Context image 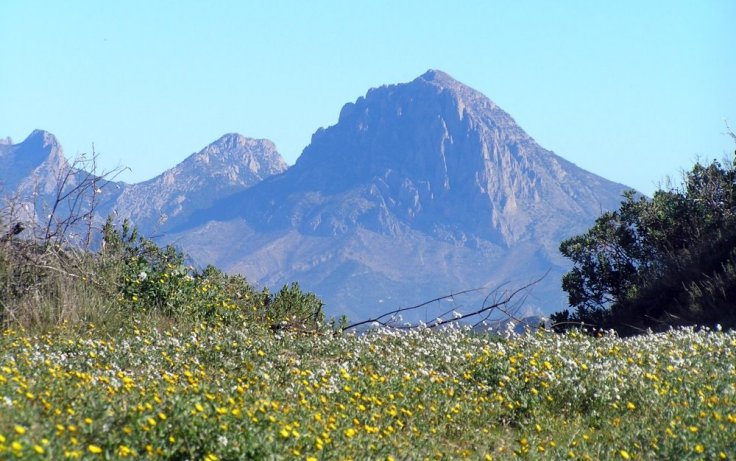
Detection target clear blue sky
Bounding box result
[1,0,734,195]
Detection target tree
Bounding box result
[553,151,736,334]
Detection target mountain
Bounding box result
[164,70,631,319]
[111,133,288,233]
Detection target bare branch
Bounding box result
[342,287,488,331]
[342,271,548,332]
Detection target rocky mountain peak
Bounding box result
[226,70,630,250]
[111,132,288,230]
[192,133,286,176]
[287,71,547,239]
[211,132,272,149]
[13,129,64,161]
[301,70,530,179]
[26,128,59,144]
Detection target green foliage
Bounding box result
[101,217,197,317]
[100,217,326,329]
[554,153,736,333]
[264,282,324,331]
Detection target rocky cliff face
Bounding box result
[167,70,631,319]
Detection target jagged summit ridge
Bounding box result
[21,129,62,148]
[304,69,530,179]
[191,133,287,178]
[416,69,498,109]
[419,68,455,83]
[3,129,65,164]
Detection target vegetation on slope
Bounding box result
[0,215,326,334]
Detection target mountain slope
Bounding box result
[167,70,631,319]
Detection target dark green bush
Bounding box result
[264,282,325,331]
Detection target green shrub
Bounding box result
[264,282,325,331]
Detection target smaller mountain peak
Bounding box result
[24,129,60,148]
[0,130,68,189]
[212,132,247,147]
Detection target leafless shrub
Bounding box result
[0,145,127,329]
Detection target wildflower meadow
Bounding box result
[1,311,734,460]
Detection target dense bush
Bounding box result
[553,153,736,334]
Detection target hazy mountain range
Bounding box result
[1,70,632,320]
